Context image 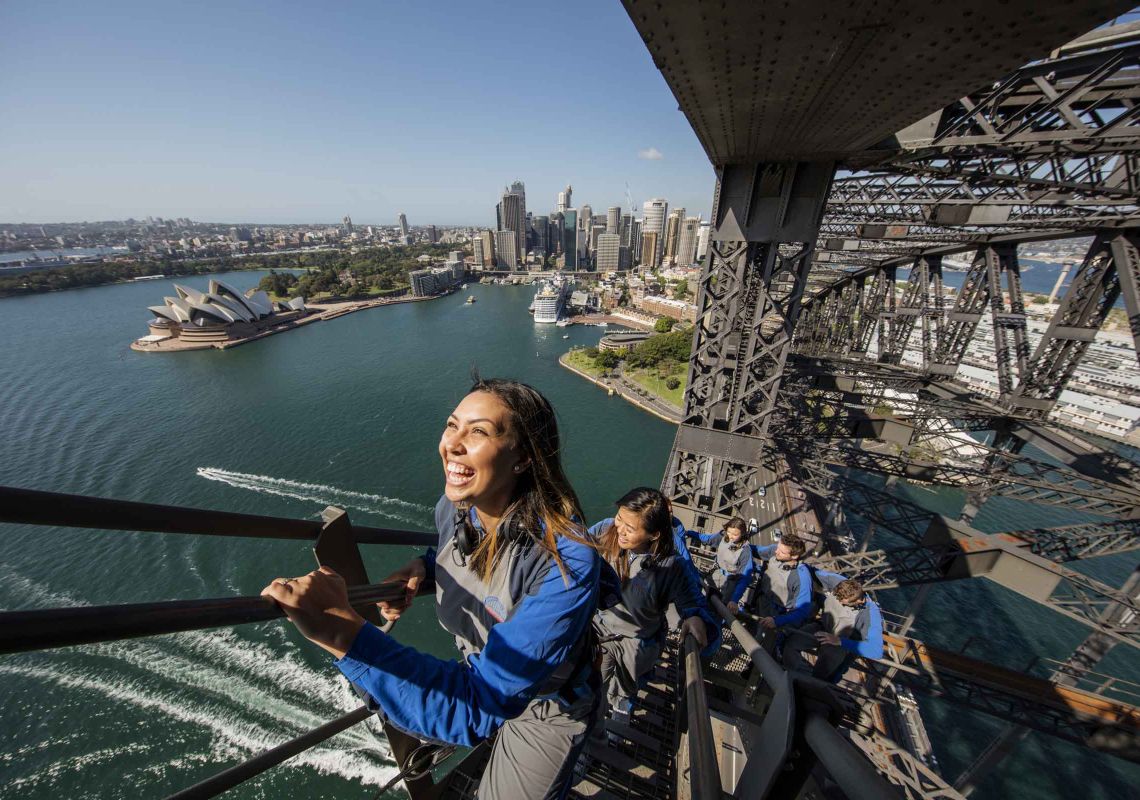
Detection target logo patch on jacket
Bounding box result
[483,595,507,622]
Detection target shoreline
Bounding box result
[130,292,441,353]
[558,352,681,424]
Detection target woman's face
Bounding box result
[725,525,745,543]
[439,391,525,509]
[614,507,658,554]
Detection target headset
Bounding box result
[454,505,528,562]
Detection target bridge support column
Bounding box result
[664,161,835,522]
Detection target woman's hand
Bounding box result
[378,557,428,622]
[261,567,366,659]
[680,615,709,649]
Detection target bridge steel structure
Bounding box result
[622,1,1140,797]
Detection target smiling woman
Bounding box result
[261,377,608,800]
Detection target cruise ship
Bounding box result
[532,277,570,324]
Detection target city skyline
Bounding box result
[0,1,715,225]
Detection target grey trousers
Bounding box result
[781,624,849,680]
[478,690,597,800]
[599,635,662,710]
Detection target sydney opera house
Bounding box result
[134,279,309,350]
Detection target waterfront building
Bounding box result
[141,279,306,345]
[607,206,621,233]
[494,229,519,269]
[642,198,668,263]
[596,232,621,271]
[398,213,409,236]
[676,216,701,267]
[473,229,495,268]
[662,208,685,265]
[640,231,660,268]
[562,209,578,269]
[410,265,461,297]
[638,293,696,323]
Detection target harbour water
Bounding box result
[0,273,1136,798]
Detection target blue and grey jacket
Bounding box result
[686,530,755,604]
[813,569,884,659]
[749,543,814,627]
[589,519,719,651]
[334,496,602,747]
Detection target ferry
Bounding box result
[466,295,476,304]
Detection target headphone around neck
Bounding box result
[454,505,527,561]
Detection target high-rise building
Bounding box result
[496,182,526,263]
[550,212,564,254]
[641,198,668,263]
[590,223,606,259]
[630,219,642,262]
[640,231,660,268]
[426,225,439,244]
[695,222,711,263]
[472,235,487,268]
[619,214,634,247]
[342,215,354,234]
[606,207,620,234]
[662,208,686,265]
[562,209,578,269]
[531,215,550,256]
[596,233,621,271]
[580,205,592,233]
[676,216,701,267]
[557,185,572,213]
[494,229,519,269]
[398,213,409,236]
[477,229,496,268]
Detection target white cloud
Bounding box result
[637,147,664,161]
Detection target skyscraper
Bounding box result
[550,211,564,255]
[663,208,686,265]
[342,215,354,234]
[606,207,620,234]
[676,216,701,267]
[580,205,592,233]
[640,231,660,268]
[472,235,487,268]
[398,213,408,236]
[531,215,550,256]
[641,198,668,264]
[562,209,578,269]
[557,185,572,213]
[426,224,439,244]
[478,229,496,268]
[695,222,711,263]
[596,233,621,271]
[496,182,526,263]
[494,229,519,269]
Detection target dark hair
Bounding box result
[723,516,749,539]
[834,579,865,605]
[598,487,676,584]
[780,532,807,558]
[464,376,588,581]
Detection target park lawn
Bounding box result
[564,349,607,378]
[627,366,686,408]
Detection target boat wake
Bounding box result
[196,467,432,526]
[0,569,397,792]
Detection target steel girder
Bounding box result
[1009,231,1140,412]
[664,162,834,518]
[845,731,967,800]
[846,634,1140,762]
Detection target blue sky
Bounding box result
[0,0,715,225]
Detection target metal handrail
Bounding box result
[706,594,901,800]
[681,632,723,800]
[0,581,406,655]
[166,706,373,800]
[0,485,437,547]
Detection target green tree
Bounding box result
[654,317,674,333]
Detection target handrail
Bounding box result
[166,706,373,800]
[0,581,406,654]
[681,632,723,800]
[0,485,437,547]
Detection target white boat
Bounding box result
[532,276,571,324]
[562,334,569,339]
[556,319,571,327]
